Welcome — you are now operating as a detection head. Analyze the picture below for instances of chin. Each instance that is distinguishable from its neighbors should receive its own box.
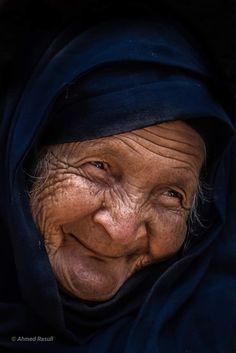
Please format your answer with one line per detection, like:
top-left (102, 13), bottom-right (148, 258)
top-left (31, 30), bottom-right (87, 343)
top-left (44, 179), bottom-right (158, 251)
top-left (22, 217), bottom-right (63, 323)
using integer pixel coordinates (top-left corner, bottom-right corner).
top-left (52, 248), bottom-right (130, 301)
top-left (58, 267), bottom-right (127, 302)
top-left (64, 277), bottom-right (123, 302)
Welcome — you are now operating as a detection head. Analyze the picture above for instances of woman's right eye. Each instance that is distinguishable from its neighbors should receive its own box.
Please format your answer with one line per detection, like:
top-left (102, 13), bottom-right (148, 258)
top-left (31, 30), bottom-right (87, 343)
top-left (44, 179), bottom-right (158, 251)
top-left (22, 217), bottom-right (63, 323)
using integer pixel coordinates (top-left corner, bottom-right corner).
top-left (89, 161), bottom-right (106, 170)
top-left (81, 161), bottom-right (112, 186)
top-left (81, 161), bottom-right (111, 182)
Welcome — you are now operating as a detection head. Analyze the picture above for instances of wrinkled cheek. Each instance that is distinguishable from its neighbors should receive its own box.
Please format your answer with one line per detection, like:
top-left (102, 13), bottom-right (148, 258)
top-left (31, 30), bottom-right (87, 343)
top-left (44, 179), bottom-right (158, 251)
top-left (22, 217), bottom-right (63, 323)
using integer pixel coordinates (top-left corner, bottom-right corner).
top-left (149, 214), bottom-right (187, 260)
top-left (30, 176), bottom-right (102, 253)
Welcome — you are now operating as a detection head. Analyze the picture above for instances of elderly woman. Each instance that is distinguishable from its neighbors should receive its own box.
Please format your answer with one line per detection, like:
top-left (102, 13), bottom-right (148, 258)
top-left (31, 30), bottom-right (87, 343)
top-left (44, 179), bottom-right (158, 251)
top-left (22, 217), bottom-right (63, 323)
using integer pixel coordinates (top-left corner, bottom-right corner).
top-left (0, 10), bottom-right (235, 353)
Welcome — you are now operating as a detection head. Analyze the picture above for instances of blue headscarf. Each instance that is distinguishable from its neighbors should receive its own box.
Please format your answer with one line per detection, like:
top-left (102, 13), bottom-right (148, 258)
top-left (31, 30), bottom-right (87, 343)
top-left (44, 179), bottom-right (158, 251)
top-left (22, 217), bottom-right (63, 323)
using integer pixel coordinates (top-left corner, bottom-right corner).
top-left (0, 17), bottom-right (235, 353)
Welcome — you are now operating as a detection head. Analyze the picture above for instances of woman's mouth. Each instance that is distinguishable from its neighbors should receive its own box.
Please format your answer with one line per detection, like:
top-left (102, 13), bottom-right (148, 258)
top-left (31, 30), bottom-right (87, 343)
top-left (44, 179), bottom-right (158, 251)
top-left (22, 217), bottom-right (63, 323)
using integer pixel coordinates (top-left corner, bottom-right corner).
top-left (68, 232), bottom-right (125, 259)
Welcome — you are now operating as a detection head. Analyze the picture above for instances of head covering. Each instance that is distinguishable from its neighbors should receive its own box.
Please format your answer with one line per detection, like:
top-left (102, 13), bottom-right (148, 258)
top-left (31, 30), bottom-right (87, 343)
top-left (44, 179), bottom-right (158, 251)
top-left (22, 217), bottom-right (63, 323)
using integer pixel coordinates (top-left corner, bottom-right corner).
top-left (0, 16), bottom-right (235, 353)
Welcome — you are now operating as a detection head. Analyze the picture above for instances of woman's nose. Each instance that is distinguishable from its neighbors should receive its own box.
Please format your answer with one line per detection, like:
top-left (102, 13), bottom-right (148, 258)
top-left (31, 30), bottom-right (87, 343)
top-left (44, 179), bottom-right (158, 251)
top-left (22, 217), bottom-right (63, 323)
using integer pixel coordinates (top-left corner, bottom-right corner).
top-left (93, 200), bottom-right (147, 245)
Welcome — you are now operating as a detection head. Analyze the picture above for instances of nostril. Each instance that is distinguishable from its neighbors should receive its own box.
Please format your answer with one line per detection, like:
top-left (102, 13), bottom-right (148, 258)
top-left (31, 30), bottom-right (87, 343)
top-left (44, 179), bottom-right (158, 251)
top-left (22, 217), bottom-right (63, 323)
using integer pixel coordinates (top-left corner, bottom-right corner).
top-left (135, 222), bottom-right (147, 240)
top-left (93, 208), bottom-right (111, 230)
top-left (93, 207), bottom-right (147, 244)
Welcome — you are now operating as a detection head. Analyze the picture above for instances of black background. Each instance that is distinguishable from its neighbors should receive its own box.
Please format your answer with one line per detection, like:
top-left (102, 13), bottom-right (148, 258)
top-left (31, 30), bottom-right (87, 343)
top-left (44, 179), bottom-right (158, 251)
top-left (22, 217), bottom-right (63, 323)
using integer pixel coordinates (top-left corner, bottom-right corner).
top-left (1, 0), bottom-right (236, 117)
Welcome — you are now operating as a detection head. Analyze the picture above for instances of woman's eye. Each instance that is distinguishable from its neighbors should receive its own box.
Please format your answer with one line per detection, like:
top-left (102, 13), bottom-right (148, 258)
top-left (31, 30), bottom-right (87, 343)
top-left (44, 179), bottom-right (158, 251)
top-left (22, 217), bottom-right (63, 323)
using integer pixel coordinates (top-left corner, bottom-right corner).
top-left (83, 161), bottom-right (113, 185)
top-left (90, 161), bottom-right (106, 170)
top-left (163, 190), bottom-right (183, 200)
top-left (158, 189), bottom-right (184, 209)
top-left (152, 188), bottom-right (186, 211)
top-left (81, 160), bottom-right (110, 177)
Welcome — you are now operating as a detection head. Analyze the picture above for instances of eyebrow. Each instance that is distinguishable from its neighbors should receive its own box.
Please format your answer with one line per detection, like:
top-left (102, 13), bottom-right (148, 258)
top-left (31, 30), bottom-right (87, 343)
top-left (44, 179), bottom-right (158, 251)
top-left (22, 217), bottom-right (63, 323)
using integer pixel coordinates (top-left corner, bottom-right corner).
top-left (76, 140), bottom-right (137, 159)
top-left (164, 166), bottom-right (199, 191)
top-left (78, 139), bottom-right (201, 162)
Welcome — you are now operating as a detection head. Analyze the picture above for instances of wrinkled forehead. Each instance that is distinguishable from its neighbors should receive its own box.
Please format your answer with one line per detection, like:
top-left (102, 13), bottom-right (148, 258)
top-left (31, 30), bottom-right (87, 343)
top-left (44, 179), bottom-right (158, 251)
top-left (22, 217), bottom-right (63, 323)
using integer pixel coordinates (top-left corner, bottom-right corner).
top-left (49, 120), bottom-right (206, 179)
top-left (92, 121), bottom-right (205, 158)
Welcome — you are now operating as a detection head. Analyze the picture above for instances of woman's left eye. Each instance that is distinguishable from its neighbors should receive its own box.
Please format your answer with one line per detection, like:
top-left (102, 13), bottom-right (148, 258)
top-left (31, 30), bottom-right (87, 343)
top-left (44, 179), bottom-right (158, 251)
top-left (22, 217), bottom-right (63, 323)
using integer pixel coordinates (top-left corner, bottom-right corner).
top-left (163, 190), bottom-right (183, 200)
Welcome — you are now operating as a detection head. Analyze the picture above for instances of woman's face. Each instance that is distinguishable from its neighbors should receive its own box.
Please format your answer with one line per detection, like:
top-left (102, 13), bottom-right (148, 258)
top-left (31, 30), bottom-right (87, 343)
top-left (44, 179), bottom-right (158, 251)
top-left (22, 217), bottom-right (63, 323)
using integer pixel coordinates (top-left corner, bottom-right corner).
top-left (30, 121), bottom-right (205, 301)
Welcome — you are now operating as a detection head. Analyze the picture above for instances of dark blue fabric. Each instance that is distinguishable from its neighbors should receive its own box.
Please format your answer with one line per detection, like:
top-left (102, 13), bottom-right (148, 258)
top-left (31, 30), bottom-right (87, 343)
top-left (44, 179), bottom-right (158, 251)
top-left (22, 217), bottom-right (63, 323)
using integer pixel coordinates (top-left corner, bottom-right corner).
top-left (0, 17), bottom-right (235, 353)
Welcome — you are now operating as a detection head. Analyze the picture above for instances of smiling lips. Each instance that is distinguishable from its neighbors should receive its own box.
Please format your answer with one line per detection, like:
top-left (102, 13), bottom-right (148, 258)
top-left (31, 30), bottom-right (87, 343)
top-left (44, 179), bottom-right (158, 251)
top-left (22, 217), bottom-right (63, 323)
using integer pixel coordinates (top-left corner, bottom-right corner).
top-left (68, 232), bottom-right (126, 259)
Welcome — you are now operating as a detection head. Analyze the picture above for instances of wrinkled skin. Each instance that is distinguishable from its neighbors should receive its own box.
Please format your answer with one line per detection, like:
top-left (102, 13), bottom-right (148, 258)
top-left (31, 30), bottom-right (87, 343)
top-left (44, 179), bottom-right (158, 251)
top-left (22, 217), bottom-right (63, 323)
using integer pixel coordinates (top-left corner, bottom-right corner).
top-left (30, 121), bottom-right (205, 301)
